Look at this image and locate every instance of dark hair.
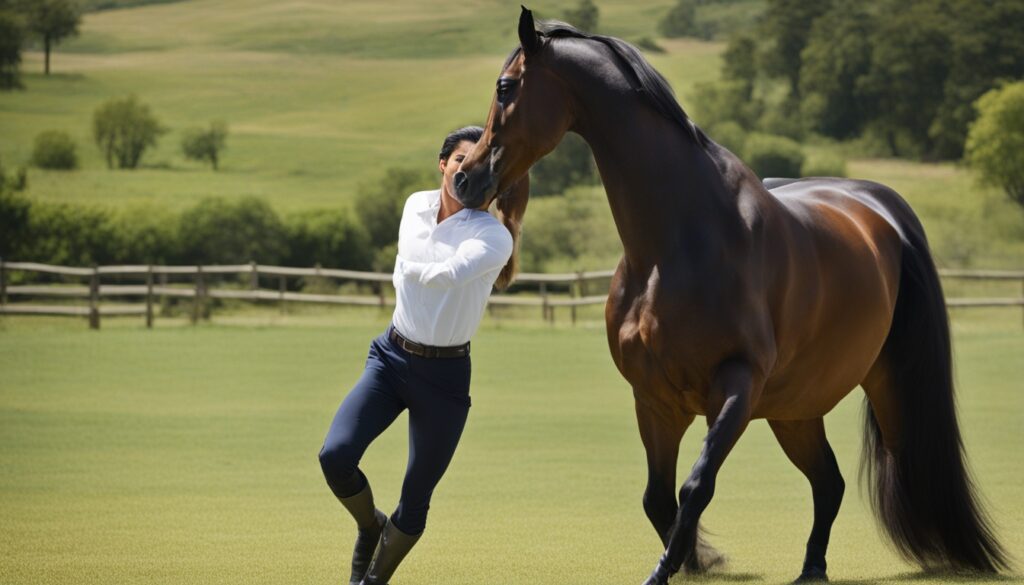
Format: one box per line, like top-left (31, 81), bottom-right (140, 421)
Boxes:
top-left (439, 126), bottom-right (484, 161)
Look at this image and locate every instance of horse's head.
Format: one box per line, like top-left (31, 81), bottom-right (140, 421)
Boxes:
top-left (454, 6), bottom-right (572, 210)
top-left (452, 6), bottom-right (573, 290)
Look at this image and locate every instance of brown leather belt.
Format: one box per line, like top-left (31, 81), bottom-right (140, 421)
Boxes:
top-left (389, 327), bottom-right (470, 359)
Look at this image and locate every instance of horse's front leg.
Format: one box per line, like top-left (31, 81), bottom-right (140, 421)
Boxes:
top-left (635, 397), bottom-right (692, 545)
top-left (642, 359), bottom-right (757, 585)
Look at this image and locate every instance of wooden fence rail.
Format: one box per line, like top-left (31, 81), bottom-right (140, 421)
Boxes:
top-left (1, 258), bottom-right (1021, 330)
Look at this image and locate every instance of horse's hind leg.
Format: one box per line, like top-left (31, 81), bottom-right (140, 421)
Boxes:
top-left (768, 418), bottom-right (845, 582)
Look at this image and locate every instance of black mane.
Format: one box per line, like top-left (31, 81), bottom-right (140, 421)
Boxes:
top-left (504, 21), bottom-right (707, 147)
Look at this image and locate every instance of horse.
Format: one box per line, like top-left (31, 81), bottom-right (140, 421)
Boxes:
top-left (454, 7), bottom-right (1009, 584)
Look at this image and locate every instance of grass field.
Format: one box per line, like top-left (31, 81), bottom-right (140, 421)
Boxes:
top-left (1, 309), bottom-right (1022, 584)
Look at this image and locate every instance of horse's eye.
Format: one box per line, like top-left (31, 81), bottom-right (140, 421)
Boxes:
top-left (496, 78), bottom-right (517, 103)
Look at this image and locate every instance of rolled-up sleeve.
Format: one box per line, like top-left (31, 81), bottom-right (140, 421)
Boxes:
top-left (399, 227), bottom-right (513, 289)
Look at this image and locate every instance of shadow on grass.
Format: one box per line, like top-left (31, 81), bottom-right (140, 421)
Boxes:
top-left (827, 571), bottom-right (1020, 585)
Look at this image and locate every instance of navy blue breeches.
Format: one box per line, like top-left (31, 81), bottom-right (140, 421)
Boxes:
top-left (318, 326), bottom-right (471, 535)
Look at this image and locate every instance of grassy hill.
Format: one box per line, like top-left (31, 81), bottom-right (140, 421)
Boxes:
top-left (1, 0), bottom-right (1022, 268)
top-left (1, 0), bottom-right (718, 211)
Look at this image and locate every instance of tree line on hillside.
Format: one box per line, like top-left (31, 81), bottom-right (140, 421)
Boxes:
top-left (0, 165), bottom-right (431, 271)
top-left (0, 160), bottom-right (624, 277)
top-left (690, 0), bottom-right (1023, 161)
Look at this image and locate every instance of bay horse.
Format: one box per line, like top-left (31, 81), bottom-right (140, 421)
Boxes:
top-left (454, 7), bottom-right (1009, 584)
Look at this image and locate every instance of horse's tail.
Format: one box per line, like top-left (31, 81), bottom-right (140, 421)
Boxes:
top-left (861, 195), bottom-right (1009, 573)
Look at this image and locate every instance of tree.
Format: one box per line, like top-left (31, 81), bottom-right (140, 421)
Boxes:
top-left (0, 7), bottom-right (24, 89)
top-left (965, 82), bottom-right (1024, 209)
top-left (857, 2), bottom-right (951, 157)
top-left (181, 121), bottom-right (228, 170)
top-left (354, 166), bottom-right (435, 250)
top-left (759, 0), bottom-right (832, 98)
top-left (0, 168), bottom-right (31, 258)
top-left (658, 0), bottom-right (699, 39)
top-left (529, 133), bottom-right (599, 196)
top-left (721, 33), bottom-right (757, 100)
top-left (564, 0), bottom-right (598, 33)
top-left (929, 0), bottom-right (1024, 159)
top-left (93, 95), bottom-right (166, 169)
top-left (798, 3), bottom-right (873, 139)
top-left (24, 0), bottom-right (81, 75)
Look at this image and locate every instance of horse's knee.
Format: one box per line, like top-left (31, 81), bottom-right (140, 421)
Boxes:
top-left (679, 476), bottom-right (715, 513)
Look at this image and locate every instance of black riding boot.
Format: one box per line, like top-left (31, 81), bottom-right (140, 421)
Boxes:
top-left (338, 481), bottom-right (388, 585)
top-left (360, 519), bottom-right (422, 585)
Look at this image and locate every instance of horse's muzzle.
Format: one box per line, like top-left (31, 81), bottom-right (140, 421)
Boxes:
top-left (453, 168), bottom-right (495, 208)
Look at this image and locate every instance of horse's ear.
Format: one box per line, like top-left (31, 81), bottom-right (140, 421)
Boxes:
top-left (494, 174), bottom-right (530, 291)
top-left (518, 6), bottom-right (540, 56)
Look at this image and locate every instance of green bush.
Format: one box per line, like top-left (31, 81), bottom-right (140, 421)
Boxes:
top-left (0, 9), bottom-right (24, 90)
top-left (0, 188), bottom-right (31, 258)
top-left (801, 152), bottom-right (847, 178)
top-left (708, 121), bottom-right (747, 157)
top-left (530, 133), bottom-right (599, 197)
top-left (31, 130), bottom-right (78, 170)
top-left (659, 0), bottom-right (700, 38)
top-left (563, 0), bottom-right (599, 32)
top-left (112, 204), bottom-right (179, 264)
top-left (24, 202), bottom-right (120, 265)
top-left (178, 197), bottom-right (288, 265)
top-left (285, 208), bottom-right (372, 270)
top-left (744, 133), bottom-right (805, 178)
top-left (631, 37), bottom-right (665, 54)
top-left (354, 166), bottom-right (435, 249)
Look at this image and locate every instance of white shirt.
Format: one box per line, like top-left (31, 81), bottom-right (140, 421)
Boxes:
top-left (391, 189), bottom-right (514, 346)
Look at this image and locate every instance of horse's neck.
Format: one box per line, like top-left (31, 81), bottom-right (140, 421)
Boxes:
top-left (575, 106), bottom-right (746, 275)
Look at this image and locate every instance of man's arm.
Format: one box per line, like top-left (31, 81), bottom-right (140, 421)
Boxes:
top-left (398, 228), bottom-right (513, 289)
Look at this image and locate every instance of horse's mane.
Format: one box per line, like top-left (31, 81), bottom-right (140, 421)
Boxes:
top-left (503, 21), bottom-right (709, 147)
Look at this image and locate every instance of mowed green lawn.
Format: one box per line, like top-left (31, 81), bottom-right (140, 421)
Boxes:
top-left (1, 310), bottom-right (1022, 584)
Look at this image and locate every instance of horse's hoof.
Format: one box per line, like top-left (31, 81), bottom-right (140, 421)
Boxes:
top-left (641, 564), bottom-right (671, 585)
top-left (794, 566), bottom-right (828, 582)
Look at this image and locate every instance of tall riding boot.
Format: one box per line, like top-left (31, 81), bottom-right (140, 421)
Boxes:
top-left (338, 482), bottom-right (388, 585)
top-left (360, 519), bottom-right (422, 585)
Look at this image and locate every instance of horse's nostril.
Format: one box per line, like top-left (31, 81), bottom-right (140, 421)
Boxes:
top-left (453, 171), bottom-right (468, 195)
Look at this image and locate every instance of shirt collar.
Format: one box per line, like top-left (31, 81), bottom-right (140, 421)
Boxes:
top-left (418, 189), bottom-right (476, 225)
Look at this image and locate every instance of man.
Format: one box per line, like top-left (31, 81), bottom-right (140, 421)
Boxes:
top-left (318, 126), bottom-right (525, 585)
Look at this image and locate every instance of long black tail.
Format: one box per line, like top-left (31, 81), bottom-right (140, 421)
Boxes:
top-left (861, 200), bottom-right (1009, 573)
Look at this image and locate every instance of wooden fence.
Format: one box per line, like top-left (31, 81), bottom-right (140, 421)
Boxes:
top-left (1, 259), bottom-right (1022, 329)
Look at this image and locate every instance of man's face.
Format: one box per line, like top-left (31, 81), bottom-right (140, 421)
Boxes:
top-left (439, 140), bottom-right (477, 207)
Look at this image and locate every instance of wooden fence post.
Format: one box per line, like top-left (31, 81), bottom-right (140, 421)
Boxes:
top-left (279, 275), bottom-right (286, 314)
top-left (540, 282), bottom-right (549, 322)
top-left (571, 270), bottom-right (583, 326)
top-left (158, 271), bottom-right (167, 309)
top-left (0, 257), bottom-right (7, 306)
top-left (88, 265), bottom-right (100, 330)
top-left (250, 261), bottom-right (258, 290)
top-left (191, 266), bottom-right (203, 325)
top-left (377, 282), bottom-right (386, 309)
top-left (145, 265), bottom-right (154, 329)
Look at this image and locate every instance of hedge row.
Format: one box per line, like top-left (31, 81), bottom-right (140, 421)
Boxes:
top-left (0, 192), bottom-right (375, 270)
